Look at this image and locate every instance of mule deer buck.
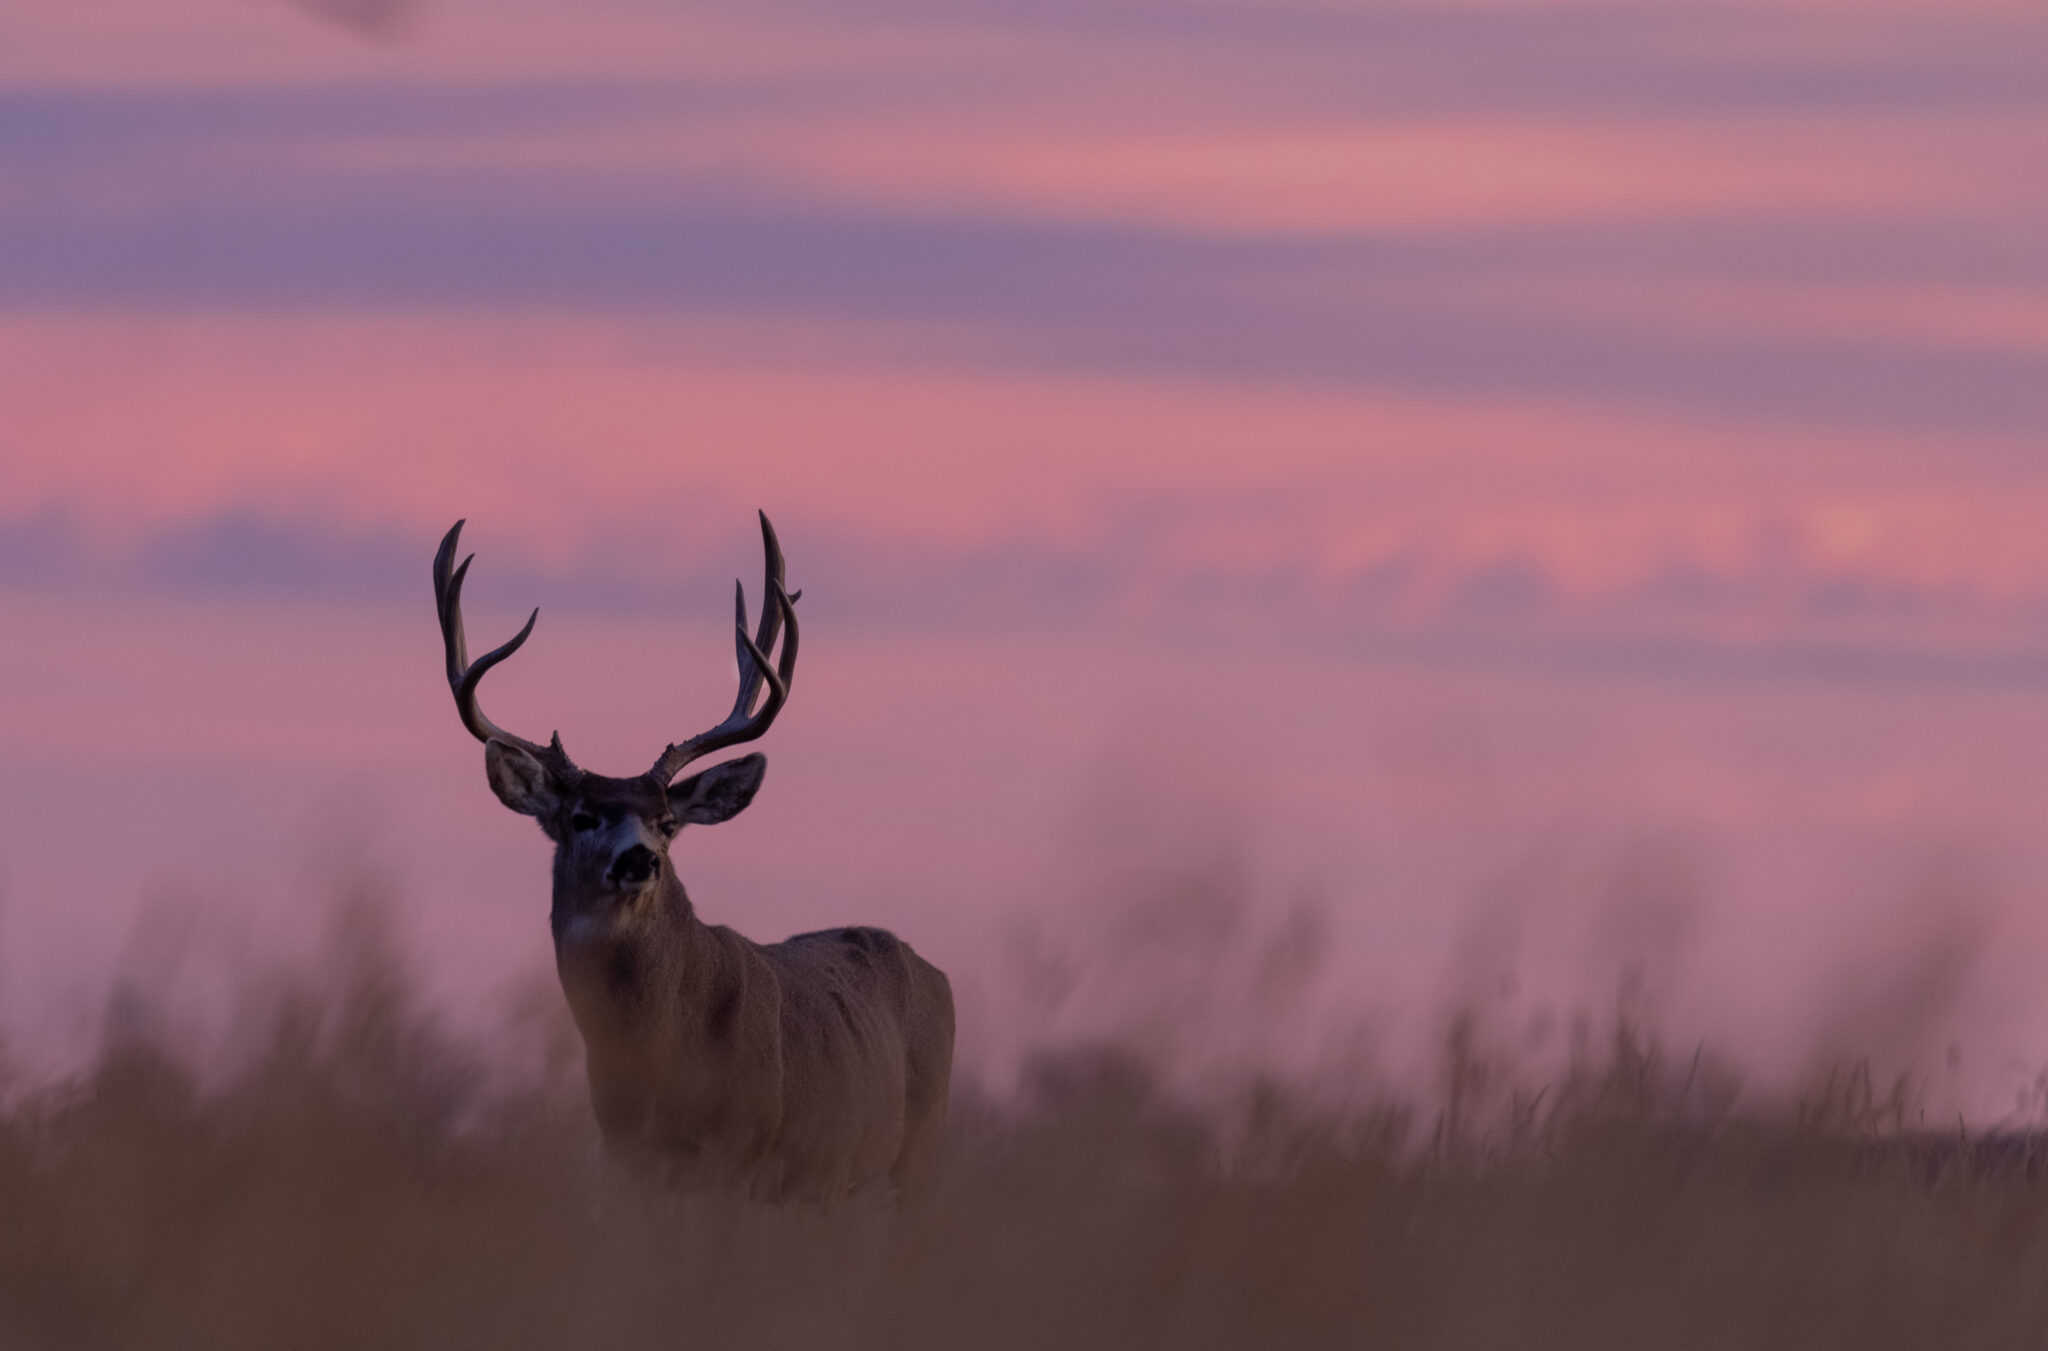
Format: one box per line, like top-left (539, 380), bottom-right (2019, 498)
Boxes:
top-left (432, 513), bottom-right (954, 1201)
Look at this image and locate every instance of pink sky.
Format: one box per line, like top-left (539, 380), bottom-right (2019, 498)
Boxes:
top-left (5, 0), bottom-right (2048, 1112)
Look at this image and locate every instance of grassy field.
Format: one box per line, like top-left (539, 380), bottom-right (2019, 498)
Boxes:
top-left (5, 906), bottom-right (2048, 1350)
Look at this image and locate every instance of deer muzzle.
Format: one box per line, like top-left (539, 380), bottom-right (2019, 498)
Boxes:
top-left (607, 844), bottom-right (661, 890)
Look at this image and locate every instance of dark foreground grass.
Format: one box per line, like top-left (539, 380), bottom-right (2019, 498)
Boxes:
top-left (5, 914), bottom-right (2048, 1349)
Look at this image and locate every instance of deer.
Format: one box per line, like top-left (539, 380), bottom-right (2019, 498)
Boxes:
top-left (432, 512), bottom-right (954, 1203)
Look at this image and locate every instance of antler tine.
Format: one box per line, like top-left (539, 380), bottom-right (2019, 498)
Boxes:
top-left (729, 510), bottom-right (794, 722)
top-left (432, 520), bottom-right (568, 768)
top-left (649, 511), bottom-right (802, 784)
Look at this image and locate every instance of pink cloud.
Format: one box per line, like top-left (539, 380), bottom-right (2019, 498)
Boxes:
top-left (5, 314), bottom-right (2045, 610)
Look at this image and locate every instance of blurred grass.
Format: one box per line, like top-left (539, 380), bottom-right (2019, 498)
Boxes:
top-left (5, 899), bottom-right (2048, 1350)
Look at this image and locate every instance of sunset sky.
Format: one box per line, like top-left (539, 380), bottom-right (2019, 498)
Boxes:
top-left (5, 0), bottom-right (2048, 1109)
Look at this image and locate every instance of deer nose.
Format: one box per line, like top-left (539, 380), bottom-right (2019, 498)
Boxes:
top-left (608, 845), bottom-right (660, 888)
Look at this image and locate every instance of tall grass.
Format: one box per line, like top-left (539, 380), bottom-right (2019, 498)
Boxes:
top-left (5, 899), bottom-right (2048, 1349)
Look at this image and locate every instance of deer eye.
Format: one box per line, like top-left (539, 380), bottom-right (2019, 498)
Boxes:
top-left (570, 810), bottom-right (601, 832)
top-left (657, 817), bottom-right (680, 838)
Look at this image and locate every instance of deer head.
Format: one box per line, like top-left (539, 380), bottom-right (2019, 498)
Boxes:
top-left (431, 513), bottom-right (799, 945)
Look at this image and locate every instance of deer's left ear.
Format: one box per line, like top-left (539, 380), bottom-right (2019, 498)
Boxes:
top-left (668, 753), bottom-right (767, 825)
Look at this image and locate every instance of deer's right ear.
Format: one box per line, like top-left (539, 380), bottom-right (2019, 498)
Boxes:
top-left (485, 738), bottom-right (562, 819)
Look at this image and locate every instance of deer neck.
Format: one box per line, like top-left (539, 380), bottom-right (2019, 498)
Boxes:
top-left (552, 875), bottom-right (719, 1048)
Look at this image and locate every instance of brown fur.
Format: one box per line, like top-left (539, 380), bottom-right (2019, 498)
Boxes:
top-left (554, 885), bottom-right (957, 1201)
top-left (501, 755), bottom-right (955, 1203)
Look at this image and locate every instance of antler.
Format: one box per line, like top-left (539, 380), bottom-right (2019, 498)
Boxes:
top-left (648, 511), bottom-right (801, 785)
top-left (432, 520), bottom-right (576, 774)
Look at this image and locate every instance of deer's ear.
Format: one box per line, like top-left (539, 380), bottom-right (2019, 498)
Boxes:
top-left (669, 753), bottom-right (767, 825)
top-left (485, 739), bottom-right (563, 819)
